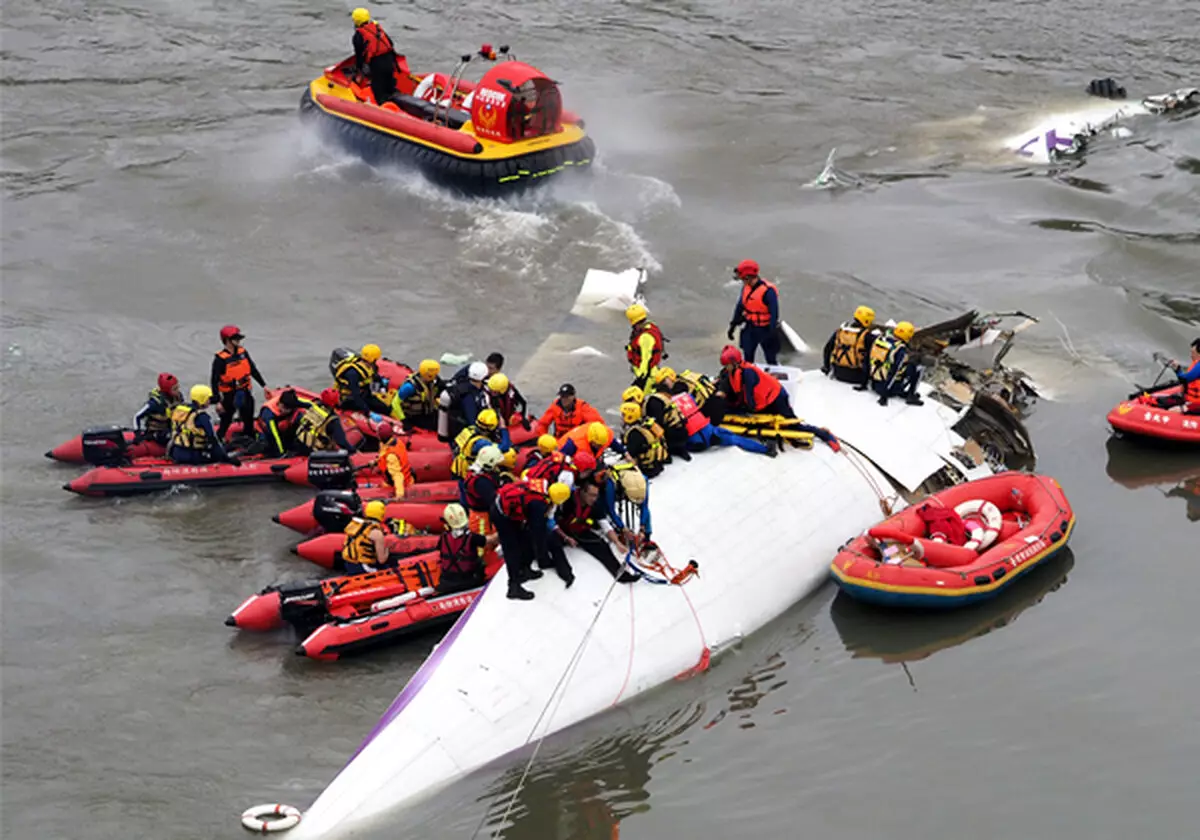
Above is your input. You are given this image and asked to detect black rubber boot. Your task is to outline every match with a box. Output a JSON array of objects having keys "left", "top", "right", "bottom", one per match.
[
  {"left": 507, "top": 586, "right": 534, "bottom": 601},
  {"left": 878, "top": 396, "right": 889, "bottom": 406},
  {"left": 905, "top": 394, "right": 925, "bottom": 406}
]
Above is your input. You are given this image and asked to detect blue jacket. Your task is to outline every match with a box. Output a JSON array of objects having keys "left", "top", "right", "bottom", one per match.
[
  {"left": 600, "top": 475, "right": 651, "bottom": 534},
  {"left": 1177, "top": 359, "right": 1200, "bottom": 383}
]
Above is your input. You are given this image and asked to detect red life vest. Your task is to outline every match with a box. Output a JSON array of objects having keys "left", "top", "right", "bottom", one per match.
[
  {"left": 356, "top": 21, "right": 394, "bottom": 61},
  {"left": 495, "top": 481, "right": 547, "bottom": 523},
  {"left": 669, "top": 391, "right": 709, "bottom": 436},
  {"left": 216, "top": 348, "right": 252, "bottom": 393},
  {"left": 557, "top": 495, "right": 595, "bottom": 538},
  {"left": 524, "top": 451, "right": 574, "bottom": 484},
  {"left": 463, "top": 470, "right": 498, "bottom": 512},
  {"left": 438, "top": 530, "right": 480, "bottom": 576},
  {"left": 740, "top": 280, "right": 777, "bottom": 327},
  {"left": 626, "top": 321, "right": 665, "bottom": 369},
  {"left": 729, "top": 362, "right": 782, "bottom": 411}
]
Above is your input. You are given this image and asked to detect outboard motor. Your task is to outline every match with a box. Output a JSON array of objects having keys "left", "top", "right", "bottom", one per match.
[
  {"left": 308, "top": 450, "right": 356, "bottom": 490},
  {"left": 329, "top": 347, "right": 354, "bottom": 379},
  {"left": 81, "top": 426, "right": 129, "bottom": 467},
  {"left": 275, "top": 579, "right": 327, "bottom": 635},
  {"left": 313, "top": 489, "right": 362, "bottom": 534}
]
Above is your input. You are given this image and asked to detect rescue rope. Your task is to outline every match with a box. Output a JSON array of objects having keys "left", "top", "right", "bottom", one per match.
[
  {"left": 473, "top": 575, "right": 621, "bottom": 840},
  {"left": 836, "top": 443, "right": 898, "bottom": 517}
]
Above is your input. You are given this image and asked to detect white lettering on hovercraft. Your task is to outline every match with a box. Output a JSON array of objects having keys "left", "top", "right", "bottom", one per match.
[{"left": 477, "top": 88, "right": 509, "bottom": 106}]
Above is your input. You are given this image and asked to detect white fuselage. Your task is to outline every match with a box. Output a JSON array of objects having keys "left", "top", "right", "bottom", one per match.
[{"left": 287, "top": 368, "right": 988, "bottom": 839}]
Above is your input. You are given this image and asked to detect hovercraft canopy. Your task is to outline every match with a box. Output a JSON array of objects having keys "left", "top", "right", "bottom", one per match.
[{"left": 470, "top": 62, "right": 563, "bottom": 143}]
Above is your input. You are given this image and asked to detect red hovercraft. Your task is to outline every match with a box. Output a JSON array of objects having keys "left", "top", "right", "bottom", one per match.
[
  {"left": 830, "top": 472, "right": 1075, "bottom": 609},
  {"left": 300, "top": 43, "right": 594, "bottom": 196}
]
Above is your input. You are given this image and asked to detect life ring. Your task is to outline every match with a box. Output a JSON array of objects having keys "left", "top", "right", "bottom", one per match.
[
  {"left": 954, "top": 499, "right": 1001, "bottom": 552},
  {"left": 241, "top": 804, "right": 300, "bottom": 833},
  {"left": 413, "top": 72, "right": 454, "bottom": 106}
]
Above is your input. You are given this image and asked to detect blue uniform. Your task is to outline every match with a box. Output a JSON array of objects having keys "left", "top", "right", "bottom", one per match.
[
  {"left": 599, "top": 475, "right": 651, "bottom": 536},
  {"left": 169, "top": 410, "right": 233, "bottom": 464},
  {"left": 731, "top": 282, "right": 780, "bottom": 364}
]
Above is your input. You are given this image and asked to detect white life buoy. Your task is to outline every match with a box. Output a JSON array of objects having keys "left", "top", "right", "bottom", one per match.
[
  {"left": 413, "top": 73, "right": 455, "bottom": 107},
  {"left": 954, "top": 499, "right": 1002, "bottom": 552},
  {"left": 241, "top": 804, "right": 300, "bottom": 833},
  {"left": 460, "top": 89, "right": 475, "bottom": 111}
]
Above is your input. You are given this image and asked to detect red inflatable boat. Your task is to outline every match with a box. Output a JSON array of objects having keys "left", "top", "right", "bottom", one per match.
[
  {"left": 1107, "top": 386, "right": 1200, "bottom": 445},
  {"left": 65, "top": 453, "right": 303, "bottom": 497},
  {"left": 227, "top": 549, "right": 500, "bottom": 660},
  {"left": 294, "top": 533, "right": 441, "bottom": 570},
  {"left": 830, "top": 472, "right": 1075, "bottom": 608},
  {"left": 274, "top": 493, "right": 450, "bottom": 535}
]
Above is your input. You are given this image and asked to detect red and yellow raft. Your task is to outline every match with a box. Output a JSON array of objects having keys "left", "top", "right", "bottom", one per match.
[
  {"left": 830, "top": 472, "right": 1075, "bottom": 608},
  {"left": 301, "top": 48, "right": 594, "bottom": 196},
  {"left": 1107, "top": 386, "right": 1200, "bottom": 445}
]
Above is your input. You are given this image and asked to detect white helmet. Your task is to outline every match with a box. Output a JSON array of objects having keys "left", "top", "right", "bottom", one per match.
[
  {"left": 474, "top": 444, "right": 503, "bottom": 469},
  {"left": 442, "top": 503, "right": 469, "bottom": 531},
  {"left": 468, "top": 361, "right": 488, "bottom": 382}
]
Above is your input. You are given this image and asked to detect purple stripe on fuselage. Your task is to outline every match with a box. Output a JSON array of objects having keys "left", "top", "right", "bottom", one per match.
[{"left": 345, "top": 584, "right": 489, "bottom": 764}]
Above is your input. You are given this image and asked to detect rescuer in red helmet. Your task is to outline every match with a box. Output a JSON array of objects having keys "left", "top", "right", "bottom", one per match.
[
  {"left": 727, "top": 259, "right": 781, "bottom": 365},
  {"left": 716, "top": 345, "right": 794, "bottom": 417},
  {"left": 132, "top": 373, "right": 183, "bottom": 445},
  {"left": 211, "top": 324, "right": 267, "bottom": 443}
]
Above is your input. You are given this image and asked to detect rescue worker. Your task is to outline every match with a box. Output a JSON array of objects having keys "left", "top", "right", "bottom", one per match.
[
  {"left": 560, "top": 421, "right": 624, "bottom": 460},
  {"left": 869, "top": 321, "right": 924, "bottom": 407},
  {"left": 654, "top": 367, "right": 723, "bottom": 420},
  {"left": 451, "top": 408, "right": 505, "bottom": 480},
  {"left": 168, "top": 384, "right": 240, "bottom": 465},
  {"left": 727, "top": 259, "right": 780, "bottom": 364},
  {"left": 597, "top": 463, "right": 652, "bottom": 548},
  {"left": 625, "top": 303, "right": 667, "bottom": 391},
  {"left": 716, "top": 345, "right": 795, "bottom": 418},
  {"left": 393, "top": 359, "right": 444, "bottom": 432},
  {"left": 440, "top": 361, "right": 490, "bottom": 440},
  {"left": 351, "top": 7, "right": 399, "bottom": 105},
  {"left": 334, "top": 343, "right": 394, "bottom": 416},
  {"left": 627, "top": 384, "right": 690, "bottom": 459},
  {"left": 535, "top": 383, "right": 604, "bottom": 437},
  {"left": 525, "top": 446, "right": 597, "bottom": 490},
  {"left": 821, "top": 306, "right": 879, "bottom": 386},
  {"left": 291, "top": 389, "right": 355, "bottom": 455},
  {"left": 462, "top": 444, "right": 506, "bottom": 517},
  {"left": 255, "top": 388, "right": 304, "bottom": 457},
  {"left": 1146, "top": 338, "right": 1200, "bottom": 412},
  {"left": 435, "top": 503, "right": 497, "bottom": 594},
  {"left": 211, "top": 325, "right": 267, "bottom": 442},
  {"left": 550, "top": 482, "right": 641, "bottom": 582},
  {"left": 374, "top": 421, "right": 412, "bottom": 499},
  {"left": 133, "top": 373, "right": 182, "bottom": 445},
  {"left": 487, "top": 373, "right": 530, "bottom": 431},
  {"left": 523, "top": 434, "right": 560, "bottom": 468},
  {"left": 619, "top": 402, "right": 670, "bottom": 477},
  {"left": 661, "top": 376, "right": 776, "bottom": 456},
  {"left": 342, "top": 499, "right": 391, "bottom": 575},
  {"left": 492, "top": 479, "right": 572, "bottom": 600},
  {"left": 498, "top": 447, "right": 521, "bottom": 483},
  {"left": 449, "top": 352, "right": 505, "bottom": 385}
]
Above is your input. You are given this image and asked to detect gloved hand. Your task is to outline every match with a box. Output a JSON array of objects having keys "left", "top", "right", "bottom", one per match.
[
  {"left": 820, "top": 365, "right": 831, "bottom": 376},
  {"left": 131, "top": 430, "right": 145, "bottom": 445},
  {"left": 726, "top": 323, "right": 737, "bottom": 341}
]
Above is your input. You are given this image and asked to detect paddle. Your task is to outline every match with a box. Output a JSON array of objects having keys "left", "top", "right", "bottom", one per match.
[{"left": 1128, "top": 352, "right": 1177, "bottom": 399}]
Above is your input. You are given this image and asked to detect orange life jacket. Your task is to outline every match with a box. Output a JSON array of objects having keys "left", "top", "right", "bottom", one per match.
[
  {"left": 376, "top": 439, "right": 412, "bottom": 488},
  {"left": 729, "top": 362, "right": 782, "bottom": 411},
  {"left": 216, "top": 348, "right": 252, "bottom": 394},
  {"left": 559, "top": 423, "right": 610, "bottom": 457},
  {"left": 670, "top": 391, "right": 709, "bottom": 436},
  {"left": 356, "top": 21, "right": 394, "bottom": 61},
  {"left": 540, "top": 398, "right": 601, "bottom": 436},
  {"left": 740, "top": 279, "right": 777, "bottom": 327},
  {"left": 626, "top": 321, "right": 666, "bottom": 369},
  {"left": 1186, "top": 377, "right": 1200, "bottom": 405},
  {"left": 254, "top": 394, "right": 295, "bottom": 435}
]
